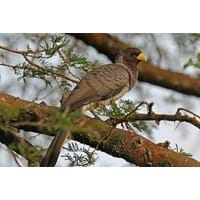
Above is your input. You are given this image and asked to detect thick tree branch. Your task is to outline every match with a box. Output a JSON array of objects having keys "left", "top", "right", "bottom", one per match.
[
  {"left": 70, "top": 33, "right": 200, "bottom": 97},
  {"left": 0, "top": 125, "right": 42, "bottom": 166},
  {"left": 0, "top": 92, "right": 200, "bottom": 166}
]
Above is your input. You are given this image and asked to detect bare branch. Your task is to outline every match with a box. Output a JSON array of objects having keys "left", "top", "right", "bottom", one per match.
[
  {"left": 22, "top": 53, "right": 79, "bottom": 83},
  {"left": 9, "top": 149, "right": 23, "bottom": 167},
  {"left": 0, "top": 44, "right": 32, "bottom": 55},
  {"left": 113, "top": 103, "right": 200, "bottom": 129}
]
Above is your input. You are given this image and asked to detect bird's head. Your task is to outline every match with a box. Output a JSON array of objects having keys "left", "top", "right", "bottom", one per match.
[{"left": 115, "top": 48, "right": 146, "bottom": 66}]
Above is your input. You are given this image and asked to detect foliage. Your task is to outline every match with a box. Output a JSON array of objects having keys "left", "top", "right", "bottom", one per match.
[
  {"left": 62, "top": 142, "right": 98, "bottom": 166},
  {"left": 0, "top": 34, "right": 98, "bottom": 90},
  {"left": 65, "top": 48, "right": 98, "bottom": 72},
  {"left": 47, "top": 110, "right": 83, "bottom": 131},
  {"left": 94, "top": 99, "right": 149, "bottom": 132},
  {"left": 8, "top": 142, "right": 42, "bottom": 166},
  {"left": 184, "top": 52, "right": 200, "bottom": 69}
]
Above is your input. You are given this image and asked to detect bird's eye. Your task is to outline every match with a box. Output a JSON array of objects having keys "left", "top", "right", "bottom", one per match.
[{"left": 130, "top": 52, "right": 136, "bottom": 56}]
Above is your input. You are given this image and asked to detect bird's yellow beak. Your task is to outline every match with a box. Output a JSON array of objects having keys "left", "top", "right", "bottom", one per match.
[{"left": 137, "top": 53, "right": 146, "bottom": 61}]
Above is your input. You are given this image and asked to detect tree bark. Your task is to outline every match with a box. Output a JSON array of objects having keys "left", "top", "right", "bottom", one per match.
[
  {"left": 70, "top": 33, "right": 200, "bottom": 97},
  {"left": 0, "top": 92, "right": 200, "bottom": 167}
]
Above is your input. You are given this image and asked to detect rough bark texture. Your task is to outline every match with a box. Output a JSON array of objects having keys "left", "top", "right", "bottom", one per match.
[
  {"left": 70, "top": 33, "right": 200, "bottom": 97},
  {"left": 0, "top": 92, "right": 200, "bottom": 167}
]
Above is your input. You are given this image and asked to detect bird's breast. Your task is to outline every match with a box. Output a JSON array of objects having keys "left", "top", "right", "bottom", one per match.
[{"left": 81, "top": 84, "right": 129, "bottom": 111}]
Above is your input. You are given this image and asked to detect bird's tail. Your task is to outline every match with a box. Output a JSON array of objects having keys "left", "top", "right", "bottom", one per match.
[
  {"left": 40, "top": 129, "right": 70, "bottom": 167},
  {"left": 40, "top": 103, "right": 71, "bottom": 167}
]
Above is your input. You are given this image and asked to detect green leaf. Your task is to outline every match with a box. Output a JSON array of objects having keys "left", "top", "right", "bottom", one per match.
[
  {"left": 184, "top": 58, "right": 193, "bottom": 69},
  {"left": 194, "top": 63, "right": 200, "bottom": 69},
  {"left": 197, "top": 53, "right": 200, "bottom": 61}
]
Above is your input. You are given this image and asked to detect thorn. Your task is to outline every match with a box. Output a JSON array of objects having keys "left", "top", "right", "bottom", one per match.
[
  {"left": 155, "top": 119, "right": 160, "bottom": 125},
  {"left": 157, "top": 140, "right": 170, "bottom": 148},
  {"left": 40, "top": 101, "right": 46, "bottom": 105}
]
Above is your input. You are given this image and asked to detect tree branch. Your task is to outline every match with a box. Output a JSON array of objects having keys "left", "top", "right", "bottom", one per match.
[
  {"left": 0, "top": 125, "right": 42, "bottom": 166},
  {"left": 0, "top": 44, "right": 79, "bottom": 83},
  {"left": 70, "top": 33, "right": 200, "bottom": 97},
  {"left": 113, "top": 102, "right": 200, "bottom": 129},
  {"left": 0, "top": 92, "right": 200, "bottom": 166}
]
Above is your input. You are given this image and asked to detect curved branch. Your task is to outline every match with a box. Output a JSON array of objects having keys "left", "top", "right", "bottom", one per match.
[
  {"left": 70, "top": 33, "right": 200, "bottom": 97},
  {"left": 114, "top": 102, "right": 200, "bottom": 129},
  {"left": 128, "top": 112, "right": 200, "bottom": 129},
  {"left": 0, "top": 92, "right": 200, "bottom": 167}
]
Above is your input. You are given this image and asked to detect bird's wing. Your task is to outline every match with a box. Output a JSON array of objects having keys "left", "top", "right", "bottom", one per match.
[{"left": 61, "top": 64, "right": 130, "bottom": 112}]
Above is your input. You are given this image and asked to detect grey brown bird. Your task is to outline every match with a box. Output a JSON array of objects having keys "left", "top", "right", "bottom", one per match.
[{"left": 40, "top": 48, "right": 146, "bottom": 166}]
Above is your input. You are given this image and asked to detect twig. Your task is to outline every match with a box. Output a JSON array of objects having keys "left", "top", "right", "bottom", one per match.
[
  {"left": 9, "top": 149, "right": 22, "bottom": 167},
  {"left": 124, "top": 101, "right": 152, "bottom": 119},
  {"left": 0, "top": 44, "right": 79, "bottom": 83},
  {"left": 58, "top": 50, "right": 81, "bottom": 81},
  {"left": 120, "top": 106, "right": 200, "bottom": 129},
  {"left": 176, "top": 108, "right": 200, "bottom": 119},
  {"left": 0, "top": 44, "right": 32, "bottom": 55},
  {"left": 22, "top": 54, "right": 79, "bottom": 83}
]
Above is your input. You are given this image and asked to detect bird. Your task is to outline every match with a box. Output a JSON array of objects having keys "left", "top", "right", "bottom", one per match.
[{"left": 40, "top": 47, "right": 146, "bottom": 166}]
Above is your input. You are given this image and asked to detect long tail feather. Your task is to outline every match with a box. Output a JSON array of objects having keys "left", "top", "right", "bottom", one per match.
[{"left": 40, "top": 129, "right": 69, "bottom": 167}]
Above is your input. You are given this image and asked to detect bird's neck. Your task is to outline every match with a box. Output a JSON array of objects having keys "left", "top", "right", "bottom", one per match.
[
  {"left": 116, "top": 56, "right": 138, "bottom": 70},
  {"left": 117, "top": 60, "right": 138, "bottom": 73},
  {"left": 116, "top": 62, "right": 138, "bottom": 89}
]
